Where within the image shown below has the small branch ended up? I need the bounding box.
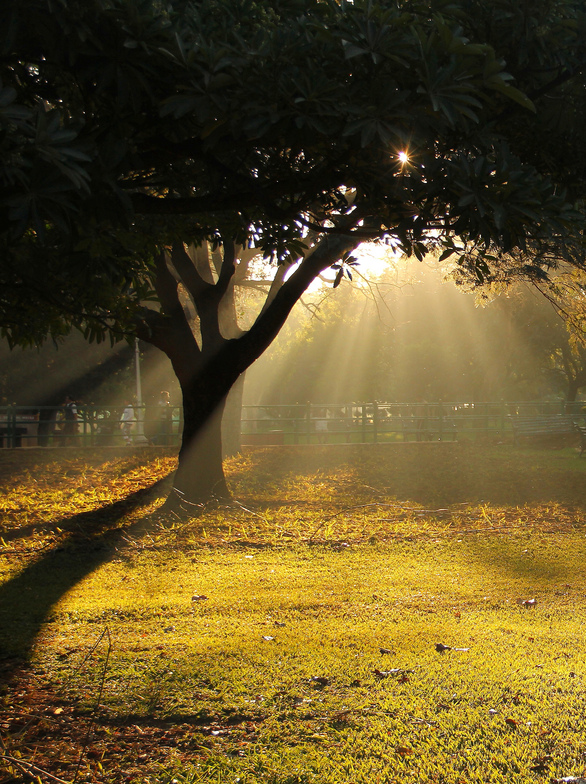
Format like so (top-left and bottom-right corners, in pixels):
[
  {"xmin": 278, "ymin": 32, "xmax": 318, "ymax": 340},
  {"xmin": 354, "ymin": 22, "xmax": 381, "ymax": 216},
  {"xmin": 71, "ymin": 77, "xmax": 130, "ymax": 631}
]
[
  {"xmin": 297, "ymin": 296, "xmax": 326, "ymax": 320},
  {"xmin": 308, "ymin": 502, "xmax": 402, "ymax": 542},
  {"xmin": 0, "ymin": 754, "xmax": 71, "ymax": 784}
]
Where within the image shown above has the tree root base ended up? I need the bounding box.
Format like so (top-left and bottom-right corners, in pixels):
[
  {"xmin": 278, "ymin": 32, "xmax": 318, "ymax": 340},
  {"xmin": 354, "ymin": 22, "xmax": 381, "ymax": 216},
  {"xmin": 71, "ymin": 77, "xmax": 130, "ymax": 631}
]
[{"xmin": 157, "ymin": 486, "xmax": 232, "ymax": 521}]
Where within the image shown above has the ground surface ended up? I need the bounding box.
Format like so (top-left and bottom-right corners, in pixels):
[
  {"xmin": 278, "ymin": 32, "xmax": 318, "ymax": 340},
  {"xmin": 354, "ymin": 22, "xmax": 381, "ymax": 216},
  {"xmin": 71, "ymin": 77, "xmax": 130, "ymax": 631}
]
[{"xmin": 1, "ymin": 444, "xmax": 586, "ymax": 784}]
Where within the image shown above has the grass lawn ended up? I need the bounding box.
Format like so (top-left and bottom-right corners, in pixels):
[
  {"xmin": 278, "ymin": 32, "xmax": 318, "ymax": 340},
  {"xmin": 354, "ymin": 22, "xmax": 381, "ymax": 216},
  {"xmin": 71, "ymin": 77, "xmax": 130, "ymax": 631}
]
[{"xmin": 1, "ymin": 443, "xmax": 586, "ymax": 784}]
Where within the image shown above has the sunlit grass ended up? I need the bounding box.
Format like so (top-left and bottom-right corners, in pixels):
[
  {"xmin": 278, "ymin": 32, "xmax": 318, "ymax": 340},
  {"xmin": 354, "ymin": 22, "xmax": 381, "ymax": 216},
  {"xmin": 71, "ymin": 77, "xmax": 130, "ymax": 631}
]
[{"xmin": 2, "ymin": 444, "xmax": 586, "ymax": 783}]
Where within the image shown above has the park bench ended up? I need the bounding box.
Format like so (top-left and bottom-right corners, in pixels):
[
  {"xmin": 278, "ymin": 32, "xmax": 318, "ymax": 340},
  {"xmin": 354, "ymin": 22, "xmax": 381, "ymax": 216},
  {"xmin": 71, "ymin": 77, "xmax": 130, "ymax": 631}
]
[{"xmin": 510, "ymin": 415, "xmax": 577, "ymax": 446}]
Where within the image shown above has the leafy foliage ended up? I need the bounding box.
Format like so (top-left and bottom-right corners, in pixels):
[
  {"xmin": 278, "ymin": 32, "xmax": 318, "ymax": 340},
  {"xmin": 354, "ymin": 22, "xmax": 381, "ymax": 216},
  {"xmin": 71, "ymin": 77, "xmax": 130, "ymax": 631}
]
[{"xmin": 1, "ymin": 0, "xmax": 586, "ymax": 345}]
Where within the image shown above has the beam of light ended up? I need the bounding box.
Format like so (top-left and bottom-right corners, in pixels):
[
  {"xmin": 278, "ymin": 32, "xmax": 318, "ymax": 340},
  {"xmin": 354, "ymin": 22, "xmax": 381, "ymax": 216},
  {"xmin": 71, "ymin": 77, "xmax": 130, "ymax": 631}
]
[
  {"xmin": 245, "ymin": 286, "xmax": 385, "ymax": 412},
  {"xmin": 397, "ymin": 151, "xmax": 410, "ymax": 164},
  {"xmin": 245, "ymin": 258, "xmax": 558, "ymax": 447},
  {"xmin": 394, "ymin": 260, "xmax": 523, "ymax": 402},
  {"xmin": 0, "ymin": 336, "xmax": 134, "ymax": 407}
]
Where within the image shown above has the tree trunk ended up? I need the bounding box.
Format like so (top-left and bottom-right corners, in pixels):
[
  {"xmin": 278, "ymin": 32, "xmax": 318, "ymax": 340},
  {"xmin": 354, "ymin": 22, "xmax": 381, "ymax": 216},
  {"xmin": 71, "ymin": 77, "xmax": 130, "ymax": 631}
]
[
  {"xmin": 166, "ymin": 384, "xmax": 230, "ymax": 511},
  {"xmin": 567, "ymin": 380, "xmax": 579, "ymax": 402}
]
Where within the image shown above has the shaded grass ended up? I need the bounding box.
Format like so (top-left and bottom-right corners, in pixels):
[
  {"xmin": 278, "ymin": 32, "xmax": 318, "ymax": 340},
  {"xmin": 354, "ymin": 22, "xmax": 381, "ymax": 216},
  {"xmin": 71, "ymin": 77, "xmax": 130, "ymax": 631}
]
[{"xmin": 1, "ymin": 444, "xmax": 586, "ymax": 783}]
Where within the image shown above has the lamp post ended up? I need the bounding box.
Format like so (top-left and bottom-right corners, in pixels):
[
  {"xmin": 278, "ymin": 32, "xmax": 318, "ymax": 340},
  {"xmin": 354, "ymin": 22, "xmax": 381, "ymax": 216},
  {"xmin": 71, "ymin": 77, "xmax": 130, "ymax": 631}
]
[
  {"xmin": 135, "ymin": 338, "xmax": 142, "ymax": 409},
  {"xmin": 134, "ymin": 339, "xmax": 149, "ymax": 444}
]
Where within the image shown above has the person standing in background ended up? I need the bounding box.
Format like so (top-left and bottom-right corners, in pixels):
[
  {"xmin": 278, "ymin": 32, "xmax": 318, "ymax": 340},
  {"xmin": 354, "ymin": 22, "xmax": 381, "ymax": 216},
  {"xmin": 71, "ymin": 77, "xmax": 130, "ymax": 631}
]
[
  {"xmin": 120, "ymin": 399, "xmax": 135, "ymax": 445},
  {"xmin": 60, "ymin": 395, "xmax": 78, "ymax": 446},
  {"xmin": 156, "ymin": 391, "xmax": 172, "ymax": 445}
]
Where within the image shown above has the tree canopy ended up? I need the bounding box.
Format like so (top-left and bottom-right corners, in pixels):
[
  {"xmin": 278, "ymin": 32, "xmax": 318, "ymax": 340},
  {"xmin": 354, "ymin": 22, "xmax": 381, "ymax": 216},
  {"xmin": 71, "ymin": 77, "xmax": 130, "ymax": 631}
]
[{"xmin": 3, "ymin": 0, "xmax": 586, "ymax": 342}]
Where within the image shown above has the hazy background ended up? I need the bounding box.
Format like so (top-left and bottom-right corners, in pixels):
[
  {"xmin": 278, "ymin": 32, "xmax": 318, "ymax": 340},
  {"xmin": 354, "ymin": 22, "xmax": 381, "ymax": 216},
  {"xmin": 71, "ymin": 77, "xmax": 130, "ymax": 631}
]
[{"xmin": 0, "ymin": 258, "xmax": 577, "ymax": 410}]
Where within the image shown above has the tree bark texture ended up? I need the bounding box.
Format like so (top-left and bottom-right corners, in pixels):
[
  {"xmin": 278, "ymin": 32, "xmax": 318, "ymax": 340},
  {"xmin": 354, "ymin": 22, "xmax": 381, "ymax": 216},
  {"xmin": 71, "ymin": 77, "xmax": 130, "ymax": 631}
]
[
  {"xmin": 162, "ymin": 345, "xmax": 243, "ymax": 509},
  {"xmin": 170, "ymin": 389, "xmax": 229, "ymax": 509}
]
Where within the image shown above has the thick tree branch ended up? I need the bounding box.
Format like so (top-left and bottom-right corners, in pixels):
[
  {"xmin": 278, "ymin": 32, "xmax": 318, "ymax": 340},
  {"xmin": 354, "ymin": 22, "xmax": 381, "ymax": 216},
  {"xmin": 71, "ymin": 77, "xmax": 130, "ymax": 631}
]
[
  {"xmin": 171, "ymin": 243, "xmax": 212, "ymax": 300},
  {"xmin": 154, "ymin": 251, "xmax": 184, "ymax": 317},
  {"xmin": 185, "ymin": 243, "xmax": 232, "ymax": 352},
  {"xmin": 143, "ymin": 254, "xmax": 203, "ymax": 380},
  {"xmin": 233, "ymin": 230, "xmax": 362, "ymax": 373},
  {"xmin": 215, "ymin": 240, "xmax": 237, "ymax": 302},
  {"xmin": 134, "ymin": 306, "xmax": 167, "ymax": 344},
  {"xmin": 258, "ymin": 262, "xmax": 291, "ymax": 317},
  {"xmin": 129, "ymin": 164, "xmax": 346, "ymax": 218},
  {"xmin": 136, "ymin": 303, "xmax": 202, "ymax": 387},
  {"xmin": 295, "ymin": 214, "xmax": 388, "ymax": 239}
]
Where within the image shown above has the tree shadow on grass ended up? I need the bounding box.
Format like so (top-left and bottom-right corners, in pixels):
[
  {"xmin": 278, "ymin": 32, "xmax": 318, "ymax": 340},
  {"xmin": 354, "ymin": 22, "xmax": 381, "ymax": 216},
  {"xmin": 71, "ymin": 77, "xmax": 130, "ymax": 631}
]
[
  {"xmin": 459, "ymin": 538, "xmax": 576, "ymax": 588},
  {"xmin": 0, "ymin": 475, "xmax": 172, "ymax": 678},
  {"xmin": 0, "ymin": 496, "xmax": 140, "ymax": 546}
]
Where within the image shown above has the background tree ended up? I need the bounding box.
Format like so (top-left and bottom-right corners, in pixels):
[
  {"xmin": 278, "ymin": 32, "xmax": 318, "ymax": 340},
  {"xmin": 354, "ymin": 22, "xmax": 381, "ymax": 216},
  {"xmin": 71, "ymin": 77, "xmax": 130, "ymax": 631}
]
[
  {"xmin": 2, "ymin": 0, "xmax": 586, "ymax": 508},
  {"xmin": 530, "ymin": 271, "xmax": 586, "ymax": 401}
]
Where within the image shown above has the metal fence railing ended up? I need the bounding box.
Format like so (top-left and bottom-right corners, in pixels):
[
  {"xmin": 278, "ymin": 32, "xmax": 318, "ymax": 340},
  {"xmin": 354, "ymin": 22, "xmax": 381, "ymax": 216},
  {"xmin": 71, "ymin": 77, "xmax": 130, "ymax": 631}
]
[
  {"xmin": 241, "ymin": 401, "xmax": 586, "ymax": 445},
  {"xmin": 1, "ymin": 401, "xmax": 585, "ymax": 448},
  {"xmin": 0, "ymin": 405, "xmax": 183, "ymax": 448}
]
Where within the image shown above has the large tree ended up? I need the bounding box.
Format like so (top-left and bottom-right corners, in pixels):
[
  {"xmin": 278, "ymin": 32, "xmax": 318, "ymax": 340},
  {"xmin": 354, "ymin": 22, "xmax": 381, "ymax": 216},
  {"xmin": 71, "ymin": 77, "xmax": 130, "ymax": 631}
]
[{"xmin": 2, "ymin": 0, "xmax": 586, "ymax": 509}]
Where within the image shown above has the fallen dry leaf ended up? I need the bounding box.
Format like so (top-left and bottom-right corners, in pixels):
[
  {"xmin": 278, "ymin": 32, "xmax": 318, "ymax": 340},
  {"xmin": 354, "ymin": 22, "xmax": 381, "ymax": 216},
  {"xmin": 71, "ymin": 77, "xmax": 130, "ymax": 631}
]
[
  {"xmin": 310, "ymin": 676, "xmax": 329, "ymax": 687},
  {"xmin": 551, "ymin": 779, "xmax": 586, "ymax": 784},
  {"xmin": 373, "ymin": 668, "xmax": 413, "ymax": 679},
  {"xmin": 517, "ymin": 598, "xmax": 537, "ymax": 608}
]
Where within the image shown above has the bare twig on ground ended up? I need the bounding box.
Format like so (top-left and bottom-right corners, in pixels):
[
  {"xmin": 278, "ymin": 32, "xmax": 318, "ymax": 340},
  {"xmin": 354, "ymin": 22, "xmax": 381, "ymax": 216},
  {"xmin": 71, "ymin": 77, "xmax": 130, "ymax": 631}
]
[
  {"xmin": 72, "ymin": 628, "xmax": 112, "ymax": 784},
  {"xmin": 0, "ymin": 754, "xmax": 71, "ymax": 784}
]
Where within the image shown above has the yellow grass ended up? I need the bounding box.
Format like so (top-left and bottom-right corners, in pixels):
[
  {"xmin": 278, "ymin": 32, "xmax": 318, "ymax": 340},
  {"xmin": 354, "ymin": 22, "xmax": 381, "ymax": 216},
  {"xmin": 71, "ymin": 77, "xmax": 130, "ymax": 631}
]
[{"xmin": 1, "ymin": 444, "xmax": 586, "ymax": 784}]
